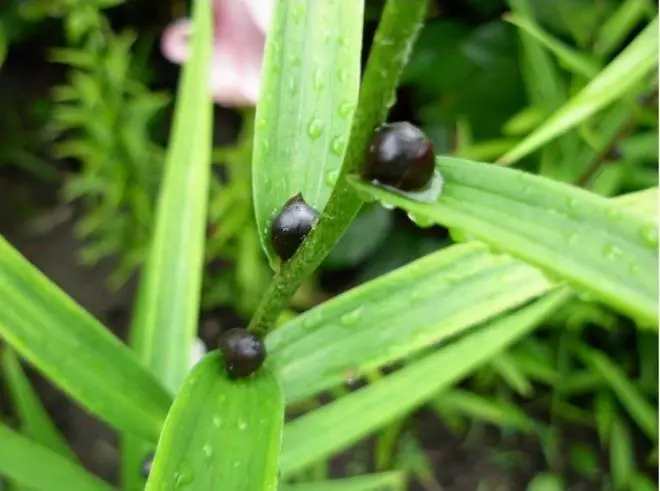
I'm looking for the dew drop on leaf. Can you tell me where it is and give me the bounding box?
[603,243,623,260]
[340,307,363,326]
[307,118,324,141]
[639,225,658,247]
[373,170,444,204]
[324,169,339,187]
[237,419,248,431]
[406,212,434,228]
[338,101,353,119]
[202,443,213,460]
[330,135,346,156]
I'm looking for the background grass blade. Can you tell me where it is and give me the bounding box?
[281,472,405,491]
[594,0,655,58]
[1,349,76,460]
[575,345,658,440]
[349,158,658,325]
[504,14,600,78]
[280,290,570,476]
[268,242,553,403]
[252,0,363,264]
[499,18,658,165]
[145,353,284,491]
[0,423,113,491]
[0,236,170,442]
[121,0,213,486]
[128,0,213,395]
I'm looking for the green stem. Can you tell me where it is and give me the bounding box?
[248,0,429,336]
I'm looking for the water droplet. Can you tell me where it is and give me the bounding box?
[337,69,348,82]
[287,76,298,95]
[640,225,658,247]
[307,118,324,141]
[291,3,306,22]
[261,140,271,156]
[330,135,346,156]
[233,461,241,469]
[237,420,247,431]
[373,170,444,205]
[256,119,267,130]
[567,196,578,209]
[381,202,395,210]
[406,212,434,228]
[202,443,213,460]
[338,101,353,119]
[324,169,339,187]
[340,307,363,327]
[212,415,222,428]
[605,207,621,221]
[174,463,194,489]
[313,66,325,92]
[603,243,623,260]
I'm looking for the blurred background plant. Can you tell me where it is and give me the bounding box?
[0,0,657,489]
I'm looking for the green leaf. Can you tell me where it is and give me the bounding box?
[525,473,564,491]
[614,187,658,219]
[252,0,363,263]
[432,390,537,432]
[1,349,75,460]
[576,345,658,440]
[610,418,635,490]
[279,290,570,476]
[122,0,213,485]
[490,352,533,396]
[145,353,284,491]
[281,472,404,491]
[499,18,658,164]
[594,0,655,58]
[0,236,170,442]
[268,242,553,403]
[504,14,601,78]
[129,0,213,395]
[0,423,113,491]
[348,158,659,325]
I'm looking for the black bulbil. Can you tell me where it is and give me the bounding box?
[362,122,435,191]
[218,328,266,379]
[269,193,319,261]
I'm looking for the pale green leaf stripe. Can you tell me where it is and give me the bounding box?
[349,158,658,325]
[504,14,600,78]
[2,350,75,460]
[280,290,571,476]
[575,345,658,440]
[281,472,404,491]
[146,353,284,491]
[268,242,552,403]
[615,187,658,219]
[499,17,658,165]
[0,423,113,491]
[129,0,212,394]
[252,0,363,263]
[0,236,170,442]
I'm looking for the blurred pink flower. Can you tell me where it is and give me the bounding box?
[161,0,273,107]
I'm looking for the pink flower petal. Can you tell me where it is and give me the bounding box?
[161,18,191,64]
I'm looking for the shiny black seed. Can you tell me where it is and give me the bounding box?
[269,193,319,261]
[217,328,266,379]
[362,122,435,191]
[141,452,154,478]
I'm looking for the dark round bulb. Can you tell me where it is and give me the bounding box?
[141,452,154,478]
[269,193,319,261]
[217,328,266,379]
[362,122,435,191]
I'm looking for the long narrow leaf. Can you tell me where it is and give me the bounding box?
[282,472,404,491]
[0,423,113,491]
[268,242,553,403]
[252,0,364,263]
[280,290,571,476]
[500,18,658,165]
[0,237,170,442]
[122,0,213,487]
[1,349,75,460]
[145,353,284,491]
[349,158,659,325]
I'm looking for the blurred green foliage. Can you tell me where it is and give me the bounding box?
[0,0,657,489]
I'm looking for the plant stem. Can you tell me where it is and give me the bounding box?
[248,0,429,336]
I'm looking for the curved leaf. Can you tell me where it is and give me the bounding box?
[349,158,658,325]
[252,0,364,263]
[145,353,284,491]
[0,423,113,491]
[268,242,553,403]
[499,17,658,164]
[280,290,570,476]
[0,236,170,442]
[1,349,75,460]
